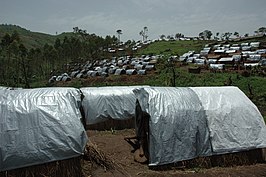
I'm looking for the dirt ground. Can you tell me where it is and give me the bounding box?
[83,129,266,177]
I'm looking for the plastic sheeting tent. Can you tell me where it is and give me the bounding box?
[81,86,148,125]
[133,87,266,166]
[190,87,266,154]
[0,86,7,90]
[0,87,88,171]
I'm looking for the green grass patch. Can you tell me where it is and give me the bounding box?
[138,40,211,56]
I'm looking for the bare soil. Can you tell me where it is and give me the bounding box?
[83,129,266,177]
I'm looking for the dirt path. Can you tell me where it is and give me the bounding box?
[84,129,266,177]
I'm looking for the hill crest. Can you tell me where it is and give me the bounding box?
[0,24,74,49]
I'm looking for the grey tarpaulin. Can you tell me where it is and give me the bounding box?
[190,86,266,154]
[133,87,212,166]
[81,86,149,125]
[0,87,88,171]
[133,86,266,166]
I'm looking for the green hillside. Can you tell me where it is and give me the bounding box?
[138,40,210,56]
[0,24,74,49]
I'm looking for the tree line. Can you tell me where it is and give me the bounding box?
[198,27,266,40]
[159,27,266,41]
[0,27,120,88]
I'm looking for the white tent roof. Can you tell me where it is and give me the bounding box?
[191,87,266,153]
[219,57,234,62]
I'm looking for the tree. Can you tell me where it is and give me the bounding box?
[139,30,144,41]
[124,40,133,47]
[18,44,31,88]
[9,40,20,86]
[160,34,166,40]
[10,40,19,56]
[214,32,220,40]
[11,30,20,43]
[54,38,61,50]
[73,27,79,33]
[116,29,122,44]
[165,57,179,87]
[28,48,42,80]
[139,27,148,41]
[1,33,13,82]
[258,27,266,34]
[143,26,148,41]
[223,32,232,40]
[234,32,239,38]
[1,33,12,47]
[199,30,212,40]
[104,35,116,50]
[199,32,204,39]
[73,26,86,35]
[205,30,212,40]
[175,33,184,39]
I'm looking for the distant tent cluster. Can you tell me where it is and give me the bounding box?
[48,55,160,83]
[178,41,266,71]
[1,85,266,173]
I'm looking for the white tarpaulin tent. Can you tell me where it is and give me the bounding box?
[133,86,266,166]
[81,86,149,125]
[0,87,88,171]
[0,86,7,90]
[190,86,266,154]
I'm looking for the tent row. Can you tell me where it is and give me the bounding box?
[48,55,160,83]
[0,86,144,171]
[1,86,266,171]
[178,41,266,70]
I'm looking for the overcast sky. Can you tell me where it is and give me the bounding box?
[1,0,266,41]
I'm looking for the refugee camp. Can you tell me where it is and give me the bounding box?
[1,0,266,176]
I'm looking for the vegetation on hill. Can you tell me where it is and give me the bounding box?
[0,25,121,87]
[138,40,210,56]
[0,24,95,50]
[0,24,56,48]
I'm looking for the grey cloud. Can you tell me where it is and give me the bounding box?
[1,0,266,40]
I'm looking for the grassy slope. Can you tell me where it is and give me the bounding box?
[138,40,211,56]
